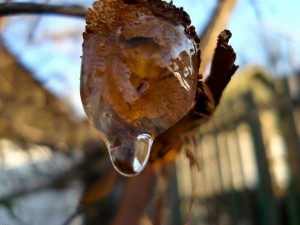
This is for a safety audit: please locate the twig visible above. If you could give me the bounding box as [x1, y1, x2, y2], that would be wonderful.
[205, 30, 239, 105]
[0, 3, 87, 17]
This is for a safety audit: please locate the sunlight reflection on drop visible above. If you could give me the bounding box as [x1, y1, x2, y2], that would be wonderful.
[174, 72, 190, 91]
[133, 157, 142, 172]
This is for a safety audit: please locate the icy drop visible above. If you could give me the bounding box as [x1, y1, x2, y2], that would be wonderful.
[80, 0, 201, 176]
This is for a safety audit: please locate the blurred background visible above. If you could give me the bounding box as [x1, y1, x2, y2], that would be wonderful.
[0, 0, 300, 224]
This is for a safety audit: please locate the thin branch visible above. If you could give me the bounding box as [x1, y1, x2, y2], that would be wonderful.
[199, 0, 237, 76]
[0, 3, 87, 17]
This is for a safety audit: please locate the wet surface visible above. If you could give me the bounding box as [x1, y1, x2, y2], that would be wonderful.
[81, 8, 200, 176]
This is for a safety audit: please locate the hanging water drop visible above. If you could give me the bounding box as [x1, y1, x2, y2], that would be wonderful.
[109, 134, 153, 176]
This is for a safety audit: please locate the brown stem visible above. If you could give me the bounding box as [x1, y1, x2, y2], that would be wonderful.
[111, 164, 156, 225]
[152, 165, 170, 225]
[0, 3, 87, 17]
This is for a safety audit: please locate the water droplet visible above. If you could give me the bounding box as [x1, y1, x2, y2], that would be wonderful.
[109, 134, 153, 176]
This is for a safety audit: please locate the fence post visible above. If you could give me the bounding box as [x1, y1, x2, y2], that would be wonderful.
[244, 92, 279, 225]
[278, 78, 300, 225]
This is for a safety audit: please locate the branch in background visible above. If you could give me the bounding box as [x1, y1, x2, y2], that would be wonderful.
[0, 0, 11, 31]
[0, 143, 112, 203]
[0, 3, 87, 17]
[199, 0, 237, 76]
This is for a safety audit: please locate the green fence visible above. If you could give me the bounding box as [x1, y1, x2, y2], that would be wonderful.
[176, 71, 300, 225]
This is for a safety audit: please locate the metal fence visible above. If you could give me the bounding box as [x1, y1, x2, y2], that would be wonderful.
[176, 71, 300, 225]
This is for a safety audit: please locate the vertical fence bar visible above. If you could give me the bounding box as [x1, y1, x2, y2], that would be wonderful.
[244, 92, 280, 225]
[278, 78, 300, 225]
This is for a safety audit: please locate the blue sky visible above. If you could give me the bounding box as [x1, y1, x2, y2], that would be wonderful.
[1, 0, 300, 117]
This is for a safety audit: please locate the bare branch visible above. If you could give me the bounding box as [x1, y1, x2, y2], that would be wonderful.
[0, 3, 87, 18]
[199, 0, 237, 75]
